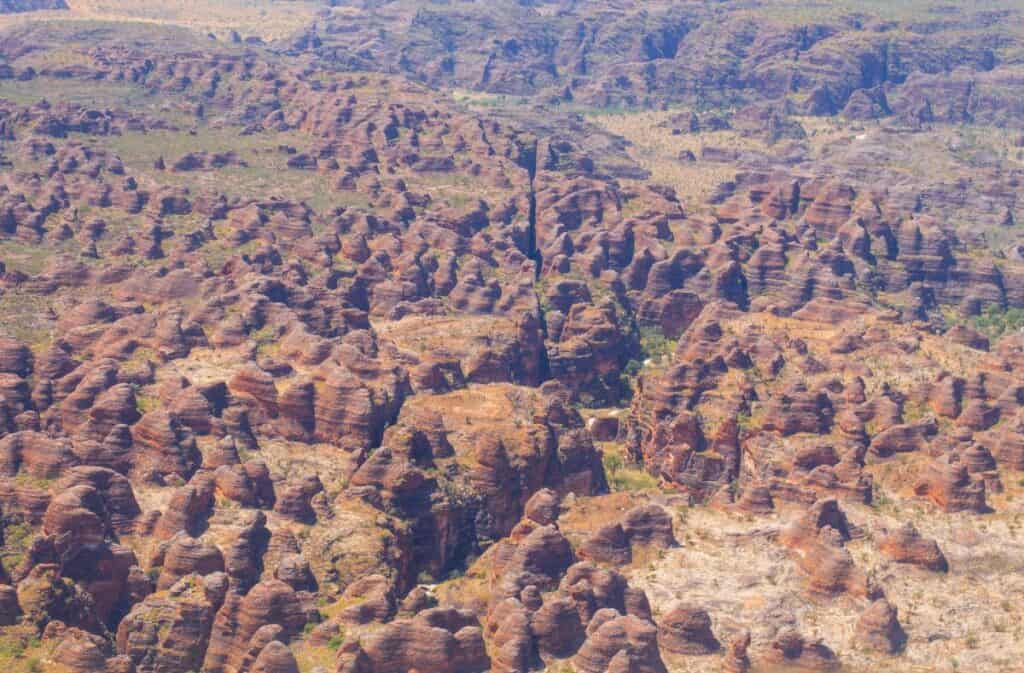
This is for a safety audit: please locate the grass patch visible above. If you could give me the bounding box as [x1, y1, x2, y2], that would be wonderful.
[250, 324, 279, 355]
[602, 447, 658, 493]
[0, 628, 48, 673]
[1, 519, 34, 572]
[135, 391, 161, 414]
[638, 326, 675, 363]
[588, 108, 763, 208]
[0, 1, 323, 42]
[0, 78, 149, 109]
[745, 0, 1024, 24]
[972, 305, 1024, 340]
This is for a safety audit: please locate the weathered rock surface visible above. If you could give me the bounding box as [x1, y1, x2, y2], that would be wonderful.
[0, 9, 1022, 673]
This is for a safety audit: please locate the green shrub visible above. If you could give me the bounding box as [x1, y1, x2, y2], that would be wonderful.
[638, 327, 675, 362]
[973, 305, 1024, 339]
[602, 449, 658, 492]
[602, 452, 623, 475]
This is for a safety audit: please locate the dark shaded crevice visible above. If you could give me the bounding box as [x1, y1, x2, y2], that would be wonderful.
[520, 137, 551, 383]
[369, 383, 412, 451]
[524, 138, 542, 280]
[528, 189, 539, 278]
[536, 301, 552, 383]
[480, 52, 495, 87]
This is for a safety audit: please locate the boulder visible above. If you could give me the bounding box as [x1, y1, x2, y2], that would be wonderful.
[853, 599, 906, 654]
[876, 523, 948, 572]
[657, 604, 720, 655]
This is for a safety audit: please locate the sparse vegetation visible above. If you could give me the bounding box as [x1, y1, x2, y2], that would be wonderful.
[973, 305, 1024, 340]
[637, 327, 675, 364]
[1, 3, 1024, 673]
[602, 448, 658, 493]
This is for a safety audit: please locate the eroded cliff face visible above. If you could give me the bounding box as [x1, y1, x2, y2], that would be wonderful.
[288, 0, 1024, 128]
[0, 3, 1022, 673]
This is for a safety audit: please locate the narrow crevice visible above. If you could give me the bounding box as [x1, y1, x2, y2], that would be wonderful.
[522, 137, 550, 383]
[525, 138, 542, 280]
[536, 300, 552, 383]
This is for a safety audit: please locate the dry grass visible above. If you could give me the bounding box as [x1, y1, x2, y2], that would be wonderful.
[0, 624, 63, 673]
[432, 563, 492, 616]
[622, 301, 1024, 672]
[746, 0, 1024, 25]
[375, 314, 519, 357]
[399, 383, 543, 464]
[0, 288, 78, 349]
[103, 126, 352, 217]
[0, 0, 323, 40]
[164, 345, 249, 388]
[599, 442, 661, 495]
[305, 496, 407, 597]
[293, 641, 338, 673]
[621, 487, 1024, 673]
[258, 438, 361, 495]
[589, 109, 766, 210]
[557, 490, 645, 549]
